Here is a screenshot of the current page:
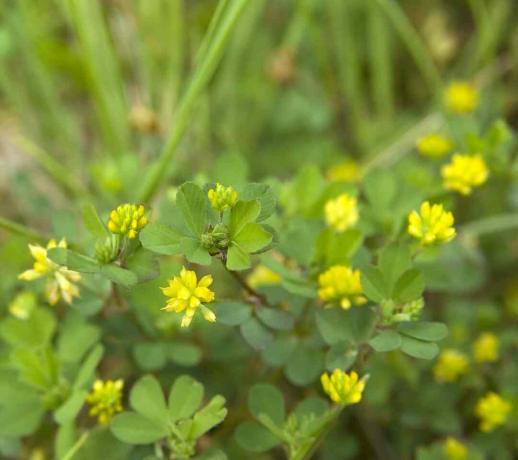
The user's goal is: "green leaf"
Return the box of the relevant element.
[315,309,353,345]
[125,249,160,282]
[398,322,448,342]
[82,203,109,238]
[285,346,324,386]
[400,336,439,360]
[168,375,204,422]
[233,223,272,253]
[234,421,280,453]
[0,401,44,437]
[47,248,100,274]
[100,264,138,287]
[239,183,276,222]
[181,237,212,265]
[73,345,104,391]
[54,390,88,424]
[393,269,425,302]
[256,308,294,331]
[261,336,297,367]
[190,395,227,438]
[369,330,402,352]
[226,244,251,270]
[240,318,273,350]
[325,342,358,370]
[176,182,208,236]
[139,222,183,255]
[361,266,388,303]
[316,228,363,266]
[229,200,260,237]
[58,317,100,363]
[168,342,202,367]
[248,384,285,425]
[378,243,411,293]
[0,308,56,349]
[133,343,168,371]
[213,302,252,326]
[130,375,168,426]
[111,412,168,445]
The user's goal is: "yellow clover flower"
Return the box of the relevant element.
[18,239,81,306]
[324,193,358,233]
[321,369,366,405]
[108,204,148,239]
[208,183,238,212]
[416,134,453,158]
[86,379,124,425]
[441,154,488,195]
[247,265,281,289]
[475,392,512,432]
[473,332,499,364]
[326,160,361,183]
[318,265,366,310]
[444,81,479,114]
[161,266,216,328]
[433,349,469,383]
[8,291,37,320]
[443,437,467,460]
[408,201,456,246]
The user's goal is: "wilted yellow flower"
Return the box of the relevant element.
[441,154,488,195]
[129,104,159,134]
[324,193,358,233]
[8,291,37,319]
[161,266,216,327]
[208,183,238,212]
[108,204,148,239]
[18,239,81,306]
[416,134,453,158]
[247,265,281,289]
[86,379,124,425]
[326,160,361,183]
[433,349,469,383]
[475,392,512,432]
[473,332,499,363]
[444,81,479,114]
[443,437,467,460]
[321,370,366,405]
[318,265,366,310]
[408,201,456,246]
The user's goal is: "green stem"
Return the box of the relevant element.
[461,213,518,236]
[0,216,49,243]
[62,431,90,460]
[137,0,251,203]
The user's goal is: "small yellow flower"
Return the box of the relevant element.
[475,392,512,432]
[318,265,366,310]
[161,266,216,327]
[441,154,488,195]
[108,204,148,239]
[444,81,479,114]
[324,193,358,233]
[8,291,37,319]
[18,239,81,306]
[473,332,499,364]
[408,201,456,246]
[321,369,366,405]
[433,349,469,383]
[416,134,453,158]
[247,265,281,289]
[208,183,238,212]
[326,160,361,183]
[443,437,467,460]
[86,379,124,425]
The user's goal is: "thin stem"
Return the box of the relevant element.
[221,259,271,307]
[460,213,518,236]
[0,216,49,243]
[61,431,90,460]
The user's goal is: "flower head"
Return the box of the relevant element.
[86,379,124,425]
[321,370,366,405]
[208,183,238,212]
[441,154,488,195]
[443,437,467,460]
[247,265,281,289]
[475,392,512,432]
[108,204,148,239]
[18,239,81,305]
[318,265,366,310]
[444,81,479,114]
[416,134,452,158]
[326,160,361,183]
[433,349,469,383]
[161,267,216,327]
[8,291,37,319]
[473,332,499,364]
[324,193,358,233]
[408,201,456,246]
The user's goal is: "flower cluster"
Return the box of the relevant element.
[247,265,281,289]
[8,291,37,320]
[407,201,456,246]
[324,193,358,233]
[320,370,366,406]
[86,379,124,425]
[18,239,81,305]
[473,332,499,364]
[318,265,366,310]
[108,204,148,239]
[443,437,467,460]
[433,349,469,383]
[417,133,452,158]
[326,160,361,183]
[441,154,489,195]
[444,81,479,114]
[208,183,238,212]
[161,266,216,327]
[475,392,512,432]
